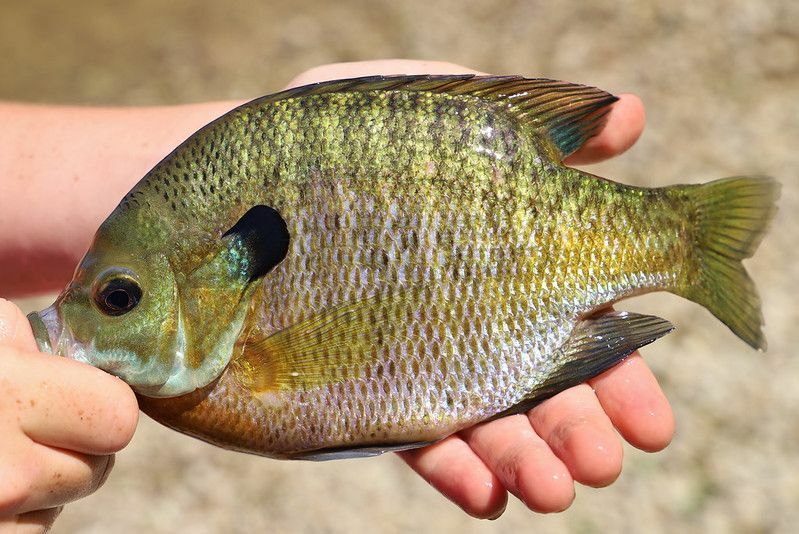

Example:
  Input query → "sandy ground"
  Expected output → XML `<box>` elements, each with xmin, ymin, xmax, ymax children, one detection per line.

<box><xmin>2</xmin><ymin>1</ymin><xmax>798</xmax><ymax>532</ymax></box>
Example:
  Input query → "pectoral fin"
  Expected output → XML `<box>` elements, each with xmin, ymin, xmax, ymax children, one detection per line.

<box><xmin>491</xmin><ymin>311</ymin><xmax>674</xmax><ymax>419</ymax></box>
<box><xmin>235</xmin><ymin>293</ymin><xmax>404</xmax><ymax>393</ymax></box>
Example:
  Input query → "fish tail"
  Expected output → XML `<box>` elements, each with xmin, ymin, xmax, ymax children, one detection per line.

<box><xmin>678</xmin><ymin>176</ymin><xmax>779</xmax><ymax>350</ymax></box>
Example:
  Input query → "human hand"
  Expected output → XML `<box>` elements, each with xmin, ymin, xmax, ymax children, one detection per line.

<box><xmin>0</xmin><ymin>299</ymin><xmax>139</xmax><ymax>532</ymax></box>
<box><xmin>287</xmin><ymin>60</ymin><xmax>672</xmax><ymax>518</ymax></box>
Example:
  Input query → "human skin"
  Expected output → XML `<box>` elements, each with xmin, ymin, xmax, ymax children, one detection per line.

<box><xmin>0</xmin><ymin>299</ymin><xmax>139</xmax><ymax>532</ymax></box>
<box><xmin>0</xmin><ymin>60</ymin><xmax>673</xmax><ymax>526</ymax></box>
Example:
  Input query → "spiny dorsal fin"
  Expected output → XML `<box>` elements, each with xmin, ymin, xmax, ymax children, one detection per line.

<box><xmin>490</xmin><ymin>311</ymin><xmax>674</xmax><ymax>420</ymax></box>
<box><xmin>245</xmin><ymin>75</ymin><xmax>619</xmax><ymax>160</ymax></box>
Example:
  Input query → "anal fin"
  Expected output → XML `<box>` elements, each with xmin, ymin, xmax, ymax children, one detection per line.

<box><xmin>491</xmin><ymin>311</ymin><xmax>674</xmax><ymax>420</ymax></box>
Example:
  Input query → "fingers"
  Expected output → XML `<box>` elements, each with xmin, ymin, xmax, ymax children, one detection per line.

<box><xmin>565</xmin><ymin>93</ymin><xmax>645</xmax><ymax>165</ymax></box>
<box><xmin>1</xmin><ymin>298</ymin><xmax>137</xmax><ymax>458</ymax></box>
<box><xmin>398</xmin><ymin>435</ymin><xmax>507</xmax><ymax>519</ymax></box>
<box><xmin>528</xmin><ymin>385</ymin><xmax>624</xmax><ymax>488</ymax></box>
<box><xmin>0</xmin><ymin>298</ymin><xmax>37</xmax><ymax>351</ymax></box>
<box><xmin>0</xmin><ymin>436</ymin><xmax>112</xmax><ymax>515</ymax></box>
<box><xmin>460</xmin><ymin>415</ymin><xmax>575</xmax><ymax>513</ymax></box>
<box><xmin>4</xmin><ymin>348</ymin><xmax>138</xmax><ymax>455</ymax></box>
<box><xmin>589</xmin><ymin>353</ymin><xmax>674</xmax><ymax>452</ymax></box>
<box><xmin>286</xmin><ymin>60</ymin><xmax>656</xmax><ymax>515</ymax></box>
<box><xmin>5</xmin><ymin>506</ymin><xmax>63</xmax><ymax>534</ymax></box>
<box><xmin>0</xmin><ymin>299</ymin><xmax>134</xmax><ymax>528</ymax></box>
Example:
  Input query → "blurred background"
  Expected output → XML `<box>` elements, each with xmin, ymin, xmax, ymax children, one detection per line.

<box><xmin>2</xmin><ymin>0</ymin><xmax>797</xmax><ymax>532</ymax></box>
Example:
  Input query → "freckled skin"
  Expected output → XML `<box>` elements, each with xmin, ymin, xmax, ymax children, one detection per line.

<box><xmin>35</xmin><ymin>76</ymin><xmax>776</xmax><ymax>458</ymax></box>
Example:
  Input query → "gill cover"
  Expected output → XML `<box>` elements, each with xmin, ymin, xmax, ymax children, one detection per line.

<box><xmin>28</xmin><ymin>204</ymin><xmax>290</xmax><ymax>399</ymax></box>
<box><xmin>151</xmin><ymin>204</ymin><xmax>290</xmax><ymax>397</ymax></box>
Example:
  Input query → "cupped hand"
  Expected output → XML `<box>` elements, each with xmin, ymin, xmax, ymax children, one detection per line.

<box><xmin>286</xmin><ymin>60</ymin><xmax>672</xmax><ymax>518</ymax></box>
<box><xmin>0</xmin><ymin>299</ymin><xmax>139</xmax><ymax>533</ymax></box>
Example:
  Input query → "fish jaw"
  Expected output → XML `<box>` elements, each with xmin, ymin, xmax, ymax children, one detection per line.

<box><xmin>26</xmin><ymin>305</ymin><xmax>166</xmax><ymax>385</ymax></box>
<box><xmin>27</xmin><ymin>306</ymin><xmax>60</xmax><ymax>355</ymax></box>
<box><xmin>26</xmin><ymin>295</ymin><xmax>251</xmax><ymax>399</ymax></box>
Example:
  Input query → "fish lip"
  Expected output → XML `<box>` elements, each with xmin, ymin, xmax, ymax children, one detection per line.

<box><xmin>27</xmin><ymin>306</ymin><xmax>62</xmax><ymax>355</ymax></box>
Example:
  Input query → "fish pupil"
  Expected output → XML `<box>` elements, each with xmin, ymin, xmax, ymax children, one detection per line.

<box><xmin>96</xmin><ymin>277</ymin><xmax>142</xmax><ymax>316</ymax></box>
<box><xmin>106</xmin><ymin>289</ymin><xmax>131</xmax><ymax>310</ymax></box>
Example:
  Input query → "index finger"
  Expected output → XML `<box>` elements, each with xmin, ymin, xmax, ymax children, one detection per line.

<box><xmin>284</xmin><ymin>59</ymin><xmax>482</xmax><ymax>88</ymax></box>
<box><xmin>4</xmin><ymin>348</ymin><xmax>139</xmax><ymax>456</ymax></box>
<box><xmin>1</xmin><ymin>298</ymin><xmax>139</xmax><ymax>454</ymax></box>
<box><xmin>284</xmin><ymin>60</ymin><xmax>645</xmax><ymax>165</ymax></box>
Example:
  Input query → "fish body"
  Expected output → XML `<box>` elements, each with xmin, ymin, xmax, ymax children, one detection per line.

<box><xmin>27</xmin><ymin>76</ymin><xmax>778</xmax><ymax>458</ymax></box>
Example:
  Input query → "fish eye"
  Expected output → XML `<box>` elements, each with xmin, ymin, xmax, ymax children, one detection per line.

<box><xmin>93</xmin><ymin>269</ymin><xmax>143</xmax><ymax>316</ymax></box>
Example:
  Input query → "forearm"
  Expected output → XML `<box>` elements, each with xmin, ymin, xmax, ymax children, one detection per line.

<box><xmin>0</xmin><ymin>100</ymin><xmax>243</xmax><ymax>297</ymax></box>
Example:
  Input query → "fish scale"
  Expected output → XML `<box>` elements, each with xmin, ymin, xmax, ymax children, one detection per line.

<box><xmin>28</xmin><ymin>75</ymin><xmax>778</xmax><ymax>458</ymax></box>
<box><xmin>204</xmin><ymin>174</ymin><xmax>676</xmax><ymax>454</ymax></box>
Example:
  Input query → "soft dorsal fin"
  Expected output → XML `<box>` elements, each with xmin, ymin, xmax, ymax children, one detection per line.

<box><xmin>244</xmin><ymin>74</ymin><xmax>619</xmax><ymax>160</ymax></box>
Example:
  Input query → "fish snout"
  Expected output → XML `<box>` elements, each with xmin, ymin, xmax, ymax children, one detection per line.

<box><xmin>27</xmin><ymin>305</ymin><xmax>64</xmax><ymax>355</ymax></box>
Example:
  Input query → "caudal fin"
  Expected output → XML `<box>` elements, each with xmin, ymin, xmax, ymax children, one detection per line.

<box><xmin>683</xmin><ymin>176</ymin><xmax>779</xmax><ymax>350</ymax></box>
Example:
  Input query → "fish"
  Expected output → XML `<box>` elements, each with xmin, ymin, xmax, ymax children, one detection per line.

<box><xmin>26</xmin><ymin>75</ymin><xmax>779</xmax><ymax>459</ymax></box>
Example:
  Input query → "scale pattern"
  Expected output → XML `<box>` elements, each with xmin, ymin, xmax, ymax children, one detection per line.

<box><xmin>134</xmin><ymin>86</ymin><xmax>691</xmax><ymax>456</ymax></box>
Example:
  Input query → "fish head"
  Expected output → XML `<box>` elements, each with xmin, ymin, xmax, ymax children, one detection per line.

<box><xmin>28</xmin><ymin>203</ymin><xmax>290</xmax><ymax>398</ymax></box>
<box><xmin>26</xmin><ymin>211</ymin><xmax>202</xmax><ymax>397</ymax></box>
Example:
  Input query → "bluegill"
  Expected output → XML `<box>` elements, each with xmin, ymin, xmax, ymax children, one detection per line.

<box><xmin>27</xmin><ymin>76</ymin><xmax>778</xmax><ymax>459</ymax></box>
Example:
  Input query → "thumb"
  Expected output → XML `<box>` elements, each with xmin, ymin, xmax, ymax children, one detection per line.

<box><xmin>0</xmin><ymin>298</ymin><xmax>39</xmax><ymax>351</ymax></box>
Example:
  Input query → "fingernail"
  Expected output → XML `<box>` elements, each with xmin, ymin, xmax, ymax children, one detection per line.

<box><xmin>97</xmin><ymin>454</ymin><xmax>117</xmax><ymax>488</ymax></box>
<box><xmin>487</xmin><ymin>501</ymin><xmax>507</xmax><ymax>520</ymax></box>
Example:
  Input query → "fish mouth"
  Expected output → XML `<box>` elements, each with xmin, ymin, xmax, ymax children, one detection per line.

<box><xmin>26</xmin><ymin>304</ymin><xmax>193</xmax><ymax>396</ymax></box>
<box><xmin>27</xmin><ymin>305</ymin><xmax>65</xmax><ymax>356</ymax></box>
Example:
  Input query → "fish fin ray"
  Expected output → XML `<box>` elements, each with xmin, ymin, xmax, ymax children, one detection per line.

<box><xmin>235</xmin><ymin>292</ymin><xmax>403</xmax><ymax>392</ymax></box>
<box><xmin>291</xmin><ymin>440</ymin><xmax>436</xmax><ymax>461</ymax></box>
<box><xmin>244</xmin><ymin>75</ymin><xmax>618</xmax><ymax>160</ymax></box>
<box><xmin>678</xmin><ymin>176</ymin><xmax>779</xmax><ymax>350</ymax></box>
<box><xmin>488</xmin><ymin>311</ymin><xmax>674</xmax><ymax>420</ymax></box>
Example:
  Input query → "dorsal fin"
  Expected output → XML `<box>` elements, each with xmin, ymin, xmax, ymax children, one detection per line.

<box><xmin>244</xmin><ymin>74</ymin><xmax>619</xmax><ymax>160</ymax></box>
